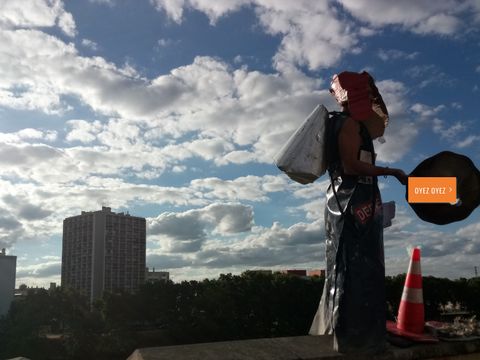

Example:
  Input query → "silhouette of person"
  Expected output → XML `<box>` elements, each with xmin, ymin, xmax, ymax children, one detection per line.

<box><xmin>309</xmin><ymin>72</ymin><xmax>406</xmax><ymax>354</ymax></box>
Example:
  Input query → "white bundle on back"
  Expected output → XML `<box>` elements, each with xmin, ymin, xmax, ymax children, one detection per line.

<box><xmin>274</xmin><ymin>104</ymin><xmax>329</xmax><ymax>184</ymax></box>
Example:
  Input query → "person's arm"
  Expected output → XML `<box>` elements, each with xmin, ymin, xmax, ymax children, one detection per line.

<box><xmin>338</xmin><ymin>117</ymin><xmax>407</xmax><ymax>185</ymax></box>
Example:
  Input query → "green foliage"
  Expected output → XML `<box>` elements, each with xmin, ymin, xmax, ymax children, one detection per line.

<box><xmin>1</xmin><ymin>274</ymin><xmax>479</xmax><ymax>359</ymax></box>
<box><xmin>422</xmin><ymin>276</ymin><xmax>457</xmax><ymax>319</ymax></box>
<box><xmin>385</xmin><ymin>274</ymin><xmax>405</xmax><ymax>320</ymax></box>
<box><xmin>127</xmin><ymin>273</ymin><xmax>324</xmax><ymax>345</ymax></box>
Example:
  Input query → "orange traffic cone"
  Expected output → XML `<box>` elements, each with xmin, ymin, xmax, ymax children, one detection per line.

<box><xmin>386</xmin><ymin>247</ymin><xmax>438</xmax><ymax>342</ymax></box>
<box><xmin>397</xmin><ymin>247</ymin><xmax>424</xmax><ymax>333</ymax></box>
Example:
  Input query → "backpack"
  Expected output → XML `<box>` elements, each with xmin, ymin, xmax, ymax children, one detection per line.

<box><xmin>274</xmin><ymin>104</ymin><xmax>330</xmax><ymax>184</ymax></box>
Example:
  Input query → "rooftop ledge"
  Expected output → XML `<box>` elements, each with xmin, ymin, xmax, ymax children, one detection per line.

<box><xmin>127</xmin><ymin>335</ymin><xmax>480</xmax><ymax>360</ymax></box>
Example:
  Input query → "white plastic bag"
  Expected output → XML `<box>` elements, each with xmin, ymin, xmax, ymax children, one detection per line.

<box><xmin>274</xmin><ymin>104</ymin><xmax>329</xmax><ymax>184</ymax></box>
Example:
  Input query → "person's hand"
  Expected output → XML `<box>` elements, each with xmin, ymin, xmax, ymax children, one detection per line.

<box><xmin>392</xmin><ymin>169</ymin><xmax>408</xmax><ymax>186</ymax></box>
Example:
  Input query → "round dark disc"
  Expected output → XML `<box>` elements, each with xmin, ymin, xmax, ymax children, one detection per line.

<box><xmin>407</xmin><ymin>151</ymin><xmax>480</xmax><ymax>225</ymax></box>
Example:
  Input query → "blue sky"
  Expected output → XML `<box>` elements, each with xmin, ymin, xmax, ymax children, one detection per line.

<box><xmin>1</xmin><ymin>0</ymin><xmax>480</xmax><ymax>287</ymax></box>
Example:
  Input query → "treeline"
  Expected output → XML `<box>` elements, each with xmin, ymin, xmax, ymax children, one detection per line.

<box><xmin>0</xmin><ymin>272</ymin><xmax>479</xmax><ymax>360</ymax></box>
<box><xmin>386</xmin><ymin>274</ymin><xmax>480</xmax><ymax>320</ymax></box>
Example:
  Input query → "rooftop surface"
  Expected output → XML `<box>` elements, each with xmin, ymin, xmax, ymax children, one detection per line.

<box><xmin>127</xmin><ymin>335</ymin><xmax>480</xmax><ymax>360</ymax></box>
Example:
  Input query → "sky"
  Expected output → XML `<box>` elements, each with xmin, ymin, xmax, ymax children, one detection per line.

<box><xmin>1</xmin><ymin>0</ymin><xmax>480</xmax><ymax>287</ymax></box>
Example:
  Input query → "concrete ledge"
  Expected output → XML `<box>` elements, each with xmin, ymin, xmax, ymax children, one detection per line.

<box><xmin>127</xmin><ymin>335</ymin><xmax>480</xmax><ymax>360</ymax></box>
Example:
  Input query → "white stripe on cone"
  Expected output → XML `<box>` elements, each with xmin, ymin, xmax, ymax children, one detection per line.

<box><xmin>407</xmin><ymin>260</ymin><xmax>421</xmax><ymax>275</ymax></box>
<box><xmin>401</xmin><ymin>287</ymin><xmax>423</xmax><ymax>304</ymax></box>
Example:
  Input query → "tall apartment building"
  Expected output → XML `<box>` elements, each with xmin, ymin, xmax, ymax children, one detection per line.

<box><xmin>0</xmin><ymin>248</ymin><xmax>17</xmax><ymax>316</ymax></box>
<box><xmin>61</xmin><ymin>207</ymin><xmax>146</xmax><ymax>302</ymax></box>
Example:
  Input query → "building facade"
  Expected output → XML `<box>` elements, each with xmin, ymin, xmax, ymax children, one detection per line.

<box><xmin>0</xmin><ymin>248</ymin><xmax>17</xmax><ymax>316</ymax></box>
<box><xmin>279</xmin><ymin>269</ymin><xmax>307</xmax><ymax>277</ymax></box>
<box><xmin>61</xmin><ymin>207</ymin><xmax>146</xmax><ymax>301</ymax></box>
<box><xmin>307</xmin><ymin>269</ymin><xmax>326</xmax><ymax>277</ymax></box>
<box><xmin>145</xmin><ymin>267</ymin><xmax>169</xmax><ymax>283</ymax></box>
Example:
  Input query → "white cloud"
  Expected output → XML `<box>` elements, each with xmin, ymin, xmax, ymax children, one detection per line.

<box><xmin>16</xmin><ymin>260</ymin><xmax>61</xmax><ymax>278</ymax></box>
<box><xmin>5</xmin><ymin>0</ymin><xmax>476</xmax><ymax>286</ymax></box>
<box><xmin>81</xmin><ymin>38</ymin><xmax>99</xmax><ymax>51</ymax></box>
<box><xmin>148</xmin><ymin>203</ymin><xmax>254</xmax><ymax>252</ymax></box>
<box><xmin>0</xmin><ymin>208</ymin><xmax>23</xmax><ymax>232</ymax></box>
<box><xmin>0</xmin><ymin>28</ymin><xmax>172</xmax><ymax>117</ymax></box>
<box><xmin>190</xmin><ymin>176</ymin><xmax>277</xmax><ymax>202</ymax></box>
<box><xmin>413</xmin><ymin>106</ymin><xmax>472</xmax><ymax>148</ymax></box>
<box><xmin>377</xmin><ymin>49</ymin><xmax>419</xmax><ymax>61</ymax></box>
<box><xmin>150</xmin><ymin>0</ymin><xmax>480</xmax><ymax>70</ymax></box>
<box><xmin>410</xmin><ymin>103</ymin><xmax>445</xmax><ymax>119</ymax></box>
<box><xmin>157</xmin><ymin>38</ymin><xmax>174</xmax><ymax>47</ymax></box>
<box><xmin>406</xmin><ymin>64</ymin><xmax>454</xmax><ymax>88</ymax></box>
<box><xmin>471</xmin><ymin>0</ymin><xmax>480</xmax><ymax>23</ymax></box>
<box><xmin>171</xmin><ymin>165</ymin><xmax>186</xmax><ymax>173</ymax></box>
<box><xmin>16</xmin><ymin>128</ymin><xmax>44</xmax><ymax>139</ymax></box>
<box><xmin>0</xmin><ymin>0</ymin><xmax>424</xmax><ymax>280</ymax></box>
<box><xmin>181</xmin><ymin>219</ymin><xmax>325</xmax><ymax>270</ymax></box>
<box><xmin>186</xmin><ymin>137</ymin><xmax>235</xmax><ymax>162</ymax></box>
<box><xmin>432</xmin><ymin>118</ymin><xmax>466</xmax><ymax>139</ymax></box>
<box><xmin>1</xmin><ymin>15</ymin><xmax>414</xmax><ymax>170</ymax></box>
<box><xmin>150</xmin><ymin>0</ymin><xmax>187</xmax><ymax>24</ymax></box>
<box><xmin>359</xmin><ymin>27</ymin><xmax>377</xmax><ymax>37</ymax></box>
<box><xmin>384</xmin><ymin>208</ymin><xmax>414</xmax><ymax>234</ymax></box>
<box><xmin>151</xmin><ymin>0</ymin><xmax>252</xmax><ymax>25</ymax></box>
<box><xmin>0</xmin><ymin>0</ymin><xmax>76</xmax><ymax>36</ymax></box>
<box><xmin>145</xmin><ymin>220</ymin><xmax>325</xmax><ymax>277</ymax></box>
<box><xmin>10</xmin><ymin>201</ymin><xmax>53</xmax><ymax>221</ymax></box>
<box><xmin>381</xmin><ymin>210</ymin><xmax>480</xmax><ymax>276</ymax></box>
<box><xmin>413</xmin><ymin>13</ymin><xmax>460</xmax><ymax>35</ymax></box>
<box><xmin>289</xmin><ymin>179</ymin><xmax>330</xmax><ymax>220</ymax></box>
<box><xmin>0</xmin><ymin>172</ymin><xmax>295</xmax><ymax>252</ymax></box>
<box><xmin>66</xmin><ymin>119</ymin><xmax>103</xmax><ymax>143</ymax></box>
<box><xmin>147</xmin><ymin>0</ymin><xmax>478</xmax><ymax>73</ymax></box>
<box><xmin>41</xmin><ymin>255</ymin><xmax>61</xmax><ymax>261</ymax></box>
<box><xmin>89</xmin><ymin>0</ymin><xmax>115</xmax><ymax>6</ymax></box>
<box><xmin>57</xmin><ymin>10</ymin><xmax>76</xmax><ymax>36</ymax></box>
<box><xmin>219</xmin><ymin>150</ymin><xmax>256</xmax><ymax>165</ymax></box>
<box><xmin>257</xmin><ymin>2</ymin><xmax>358</xmax><ymax>71</ymax></box>
<box><xmin>0</xmin><ymin>23</ymin><xmax>416</xmax><ymax>254</ymax></box>
<box><xmin>456</xmin><ymin>135</ymin><xmax>480</xmax><ymax>148</ymax></box>
<box><xmin>456</xmin><ymin>221</ymin><xmax>480</xmax><ymax>239</ymax></box>
<box><xmin>0</xmin><ymin>128</ymin><xmax>58</xmax><ymax>143</ymax></box>
<box><xmin>0</xmin><ymin>86</ymin><xmax>65</xmax><ymax>114</ymax></box>
<box><xmin>150</xmin><ymin>1</ymin><xmax>358</xmax><ymax>70</ymax></box>
<box><xmin>374</xmin><ymin>80</ymin><xmax>419</xmax><ymax>163</ymax></box>
<box><xmin>337</xmin><ymin>0</ymin><xmax>467</xmax><ymax>35</ymax></box>
<box><xmin>143</xmin><ymin>213</ymin><xmax>479</xmax><ymax>279</ymax></box>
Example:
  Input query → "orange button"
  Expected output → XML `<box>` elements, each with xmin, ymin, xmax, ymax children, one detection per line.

<box><xmin>408</xmin><ymin>177</ymin><xmax>457</xmax><ymax>203</ymax></box>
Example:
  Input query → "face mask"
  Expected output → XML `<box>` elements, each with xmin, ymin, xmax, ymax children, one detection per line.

<box><xmin>330</xmin><ymin>71</ymin><xmax>389</xmax><ymax>139</ymax></box>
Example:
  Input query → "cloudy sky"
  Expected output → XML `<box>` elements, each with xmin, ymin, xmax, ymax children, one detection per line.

<box><xmin>1</xmin><ymin>0</ymin><xmax>480</xmax><ymax>287</ymax></box>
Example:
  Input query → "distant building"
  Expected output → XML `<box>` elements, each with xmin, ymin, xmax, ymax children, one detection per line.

<box><xmin>145</xmin><ymin>267</ymin><xmax>169</xmax><ymax>283</ymax></box>
<box><xmin>61</xmin><ymin>207</ymin><xmax>146</xmax><ymax>302</ymax></box>
<box><xmin>307</xmin><ymin>269</ymin><xmax>325</xmax><ymax>277</ymax></box>
<box><xmin>14</xmin><ymin>285</ymin><xmax>43</xmax><ymax>299</ymax></box>
<box><xmin>243</xmin><ymin>269</ymin><xmax>325</xmax><ymax>278</ymax></box>
<box><xmin>14</xmin><ymin>287</ymin><xmax>28</xmax><ymax>298</ymax></box>
<box><xmin>279</xmin><ymin>269</ymin><xmax>307</xmax><ymax>277</ymax></box>
<box><xmin>0</xmin><ymin>248</ymin><xmax>17</xmax><ymax>316</ymax></box>
<box><xmin>277</xmin><ymin>269</ymin><xmax>325</xmax><ymax>278</ymax></box>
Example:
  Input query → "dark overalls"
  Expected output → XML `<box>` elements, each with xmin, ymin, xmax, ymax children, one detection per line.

<box><xmin>309</xmin><ymin>112</ymin><xmax>386</xmax><ymax>354</ymax></box>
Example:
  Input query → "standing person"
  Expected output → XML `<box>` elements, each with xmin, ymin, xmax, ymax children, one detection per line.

<box><xmin>309</xmin><ymin>72</ymin><xmax>407</xmax><ymax>354</ymax></box>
